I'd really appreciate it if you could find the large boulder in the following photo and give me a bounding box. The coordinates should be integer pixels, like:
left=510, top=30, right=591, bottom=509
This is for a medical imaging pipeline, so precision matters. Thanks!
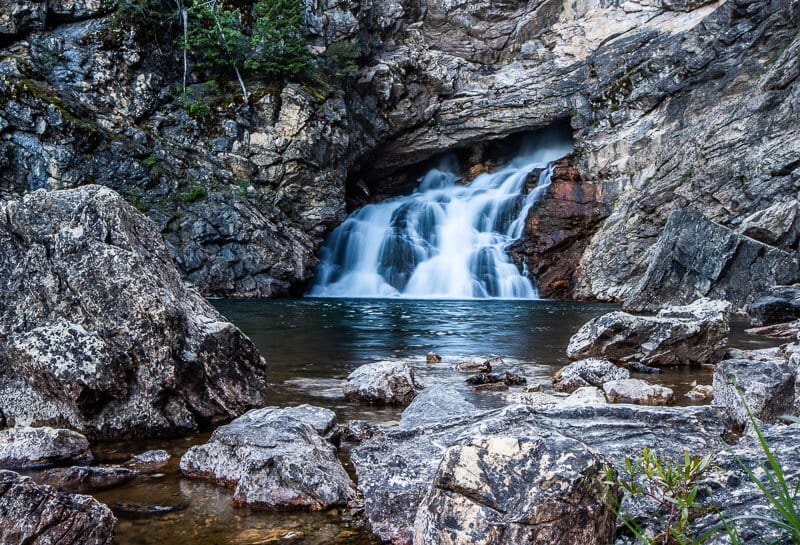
left=624, top=209, right=799, bottom=313
left=553, top=358, right=629, bottom=393
left=0, top=186, right=267, bottom=439
left=567, top=299, right=730, bottom=366
left=0, top=427, right=92, bottom=468
left=712, top=359, right=796, bottom=429
left=0, top=470, right=116, bottom=545
left=180, top=405, right=355, bottom=510
left=412, top=433, right=618, bottom=545
left=747, top=285, right=800, bottom=327
left=343, top=361, right=421, bottom=405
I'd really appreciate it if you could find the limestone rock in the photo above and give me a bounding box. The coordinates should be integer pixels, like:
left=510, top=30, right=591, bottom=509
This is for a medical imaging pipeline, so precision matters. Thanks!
left=567, top=299, right=730, bottom=366
left=343, top=361, right=421, bottom=405
left=413, top=433, right=618, bottom=545
left=602, top=379, right=674, bottom=406
left=0, top=427, right=92, bottom=469
left=0, top=186, right=266, bottom=439
left=0, top=469, right=116, bottom=544
left=400, top=385, right=475, bottom=429
left=713, top=359, right=796, bottom=429
left=747, top=285, right=800, bottom=327
left=180, top=405, right=355, bottom=510
left=553, top=358, right=629, bottom=393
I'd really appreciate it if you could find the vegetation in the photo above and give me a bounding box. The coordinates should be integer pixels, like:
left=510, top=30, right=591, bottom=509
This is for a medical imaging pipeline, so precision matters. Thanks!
left=178, top=183, right=207, bottom=204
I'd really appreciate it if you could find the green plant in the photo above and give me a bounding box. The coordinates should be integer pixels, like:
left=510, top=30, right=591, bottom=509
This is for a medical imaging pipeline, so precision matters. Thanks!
left=322, top=40, right=361, bottom=79
left=178, top=183, right=207, bottom=204
left=246, top=0, right=312, bottom=81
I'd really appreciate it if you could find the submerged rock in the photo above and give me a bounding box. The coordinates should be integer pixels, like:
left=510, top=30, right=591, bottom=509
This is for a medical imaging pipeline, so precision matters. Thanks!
left=553, top=358, right=629, bottom=393
left=400, top=385, right=475, bottom=429
left=40, top=466, right=137, bottom=493
left=0, top=186, right=266, bottom=439
left=0, top=427, right=93, bottom=469
left=0, top=470, right=116, bottom=544
left=713, top=359, right=796, bottom=429
left=343, top=361, right=421, bottom=405
left=465, top=371, right=526, bottom=387
left=180, top=405, right=355, bottom=511
left=602, top=379, right=674, bottom=406
left=567, top=299, right=730, bottom=366
left=413, top=433, right=618, bottom=545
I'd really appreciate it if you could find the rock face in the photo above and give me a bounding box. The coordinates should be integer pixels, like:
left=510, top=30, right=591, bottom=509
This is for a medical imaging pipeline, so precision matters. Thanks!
left=180, top=405, right=354, bottom=510
left=623, top=209, right=799, bottom=312
left=0, top=186, right=266, bottom=439
left=747, top=285, right=800, bottom=327
left=567, top=299, right=730, bottom=366
left=0, top=427, right=92, bottom=468
left=602, top=379, right=674, bottom=406
left=553, top=358, right=629, bottom=393
left=0, top=470, right=116, bottom=545
left=712, top=359, right=796, bottom=428
left=343, top=361, right=421, bottom=405
left=412, top=433, right=618, bottom=545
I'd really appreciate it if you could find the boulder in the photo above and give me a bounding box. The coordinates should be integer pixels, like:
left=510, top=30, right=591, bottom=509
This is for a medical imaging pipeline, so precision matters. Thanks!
left=567, top=299, right=730, bottom=366
left=400, top=385, right=475, bottom=429
left=602, top=379, right=674, bottom=406
left=40, top=466, right=137, bottom=492
left=413, top=433, right=618, bottom=545
left=713, top=359, right=796, bottom=429
left=343, top=361, right=421, bottom=405
left=0, top=470, right=116, bottom=544
left=465, top=371, right=526, bottom=387
left=747, top=285, right=800, bottom=327
left=553, top=358, right=629, bottom=393
left=0, top=186, right=266, bottom=439
left=563, top=387, right=608, bottom=406
left=180, top=405, right=355, bottom=510
left=0, top=427, right=92, bottom=468
left=624, top=209, right=799, bottom=313
left=738, top=201, right=800, bottom=251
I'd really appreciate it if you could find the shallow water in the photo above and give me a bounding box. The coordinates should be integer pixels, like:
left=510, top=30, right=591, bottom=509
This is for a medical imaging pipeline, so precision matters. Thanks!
left=41, top=299, right=783, bottom=545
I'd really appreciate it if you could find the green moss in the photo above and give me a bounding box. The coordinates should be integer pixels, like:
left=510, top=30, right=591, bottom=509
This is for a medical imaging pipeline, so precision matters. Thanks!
left=178, top=184, right=207, bottom=204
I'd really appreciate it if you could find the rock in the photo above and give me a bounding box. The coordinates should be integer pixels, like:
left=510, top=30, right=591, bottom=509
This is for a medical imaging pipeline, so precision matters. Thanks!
left=747, top=285, right=800, bottom=327
left=0, top=186, right=266, bottom=439
left=0, top=427, right=92, bottom=469
left=553, top=358, right=629, bottom=393
left=351, top=404, right=723, bottom=544
left=465, top=371, right=526, bottom=387
left=738, top=201, right=800, bottom=251
left=454, top=357, right=492, bottom=373
left=425, top=351, right=442, bottom=363
left=126, top=450, right=171, bottom=468
left=343, top=361, right=421, bottom=405
left=563, top=386, right=608, bottom=406
left=412, top=433, right=618, bottom=545
left=745, top=320, right=800, bottom=340
left=567, top=299, right=730, bottom=366
left=40, top=466, right=137, bottom=492
left=343, top=420, right=377, bottom=442
left=180, top=405, right=355, bottom=511
left=621, top=361, right=662, bottom=374
left=713, top=359, right=796, bottom=429
left=108, top=502, right=187, bottom=517
left=400, top=385, right=475, bottom=429
left=685, top=384, right=714, bottom=401
left=0, top=469, right=116, bottom=544
left=623, top=209, right=799, bottom=313
left=602, top=379, right=674, bottom=406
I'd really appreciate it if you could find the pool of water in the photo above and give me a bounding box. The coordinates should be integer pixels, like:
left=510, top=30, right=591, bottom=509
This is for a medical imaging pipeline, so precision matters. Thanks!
left=33, top=298, right=783, bottom=545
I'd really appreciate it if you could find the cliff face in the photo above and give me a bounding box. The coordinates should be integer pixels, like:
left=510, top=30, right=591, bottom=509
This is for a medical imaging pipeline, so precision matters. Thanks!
left=1, top=0, right=798, bottom=298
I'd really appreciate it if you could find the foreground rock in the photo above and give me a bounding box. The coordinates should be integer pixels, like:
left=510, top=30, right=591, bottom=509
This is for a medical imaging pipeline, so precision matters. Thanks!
left=0, top=427, right=92, bottom=468
left=180, top=405, right=354, bottom=510
left=747, top=285, right=800, bottom=327
left=0, top=187, right=266, bottom=439
left=567, top=299, right=730, bottom=366
left=602, top=379, right=674, bottom=406
left=413, top=433, right=618, bottom=545
left=0, top=470, right=116, bottom=544
left=351, top=404, right=723, bottom=544
left=40, top=466, right=137, bottom=492
left=624, top=209, right=799, bottom=312
left=400, top=385, right=475, bottom=429
left=712, top=359, right=795, bottom=429
left=343, top=361, right=421, bottom=405
left=553, top=358, right=629, bottom=393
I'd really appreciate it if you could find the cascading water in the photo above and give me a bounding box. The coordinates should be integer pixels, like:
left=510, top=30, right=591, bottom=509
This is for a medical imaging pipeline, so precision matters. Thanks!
left=309, top=128, right=573, bottom=299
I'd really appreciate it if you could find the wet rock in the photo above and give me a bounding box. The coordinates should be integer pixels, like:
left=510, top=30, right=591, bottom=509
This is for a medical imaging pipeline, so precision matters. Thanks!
left=180, top=405, right=355, bottom=511
left=747, top=285, right=800, bottom=327
left=602, top=379, right=674, bottom=406
left=553, top=358, right=629, bottom=393
left=413, top=433, right=618, bottom=545
left=40, top=465, right=137, bottom=492
left=425, top=351, right=442, bottom=363
left=109, top=502, right=187, bottom=517
left=400, top=385, right=475, bottom=429
left=745, top=320, right=800, bottom=340
left=0, top=427, right=92, bottom=469
left=343, top=420, right=377, bottom=442
left=713, top=359, right=796, bottom=429
left=454, top=357, right=491, bottom=373
left=621, top=361, right=662, bottom=374
left=465, top=371, right=526, bottom=387
left=623, top=209, right=799, bottom=313
left=343, top=361, right=421, bottom=405
left=567, top=299, right=730, bottom=366
left=0, top=469, right=115, bottom=544
left=685, top=384, right=714, bottom=401
left=0, top=186, right=266, bottom=439
left=126, top=450, right=171, bottom=468
left=564, top=386, right=607, bottom=406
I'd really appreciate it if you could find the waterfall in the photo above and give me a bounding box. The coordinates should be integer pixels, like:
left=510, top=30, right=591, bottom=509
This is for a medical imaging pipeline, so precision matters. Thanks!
left=309, top=129, right=573, bottom=299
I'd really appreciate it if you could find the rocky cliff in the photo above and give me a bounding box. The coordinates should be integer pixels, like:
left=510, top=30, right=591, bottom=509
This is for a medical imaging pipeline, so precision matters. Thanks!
left=1, top=0, right=798, bottom=299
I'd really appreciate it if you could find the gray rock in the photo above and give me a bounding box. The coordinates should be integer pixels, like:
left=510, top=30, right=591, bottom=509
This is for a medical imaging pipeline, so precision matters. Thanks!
left=180, top=405, right=355, bottom=511
left=0, top=469, right=116, bottom=544
left=343, top=420, right=377, bottom=442
left=0, top=427, right=92, bottom=468
left=684, top=384, right=713, bottom=401
left=563, top=387, right=608, bottom=406
left=0, top=186, right=266, bottom=439
left=126, top=450, right=171, bottom=468
left=553, top=358, right=629, bottom=393
left=713, top=359, right=796, bottom=429
left=343, top=361, right=421, bottom=405
left=465, top=371, right=526, bottom=386
left=454, top=357, right=492, bottom=373
left=623, top=209, right=799, bottom=313
left=567, top=299, right=730, bottom=366
left=413, top=433, right=618, bottom=545
left=747, top=285, right=800, bottom=327
left=603, top=379, right=674, bottom=406
left=738, top=201, right=800, bottom=250
left=40, top=465, right=137, bottom=492
left=400, top=385, right=475, bottom=429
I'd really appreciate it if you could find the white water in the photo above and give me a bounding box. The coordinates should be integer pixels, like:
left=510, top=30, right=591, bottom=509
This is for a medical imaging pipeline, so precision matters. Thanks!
left=310, top=129, right=573, bottom=299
